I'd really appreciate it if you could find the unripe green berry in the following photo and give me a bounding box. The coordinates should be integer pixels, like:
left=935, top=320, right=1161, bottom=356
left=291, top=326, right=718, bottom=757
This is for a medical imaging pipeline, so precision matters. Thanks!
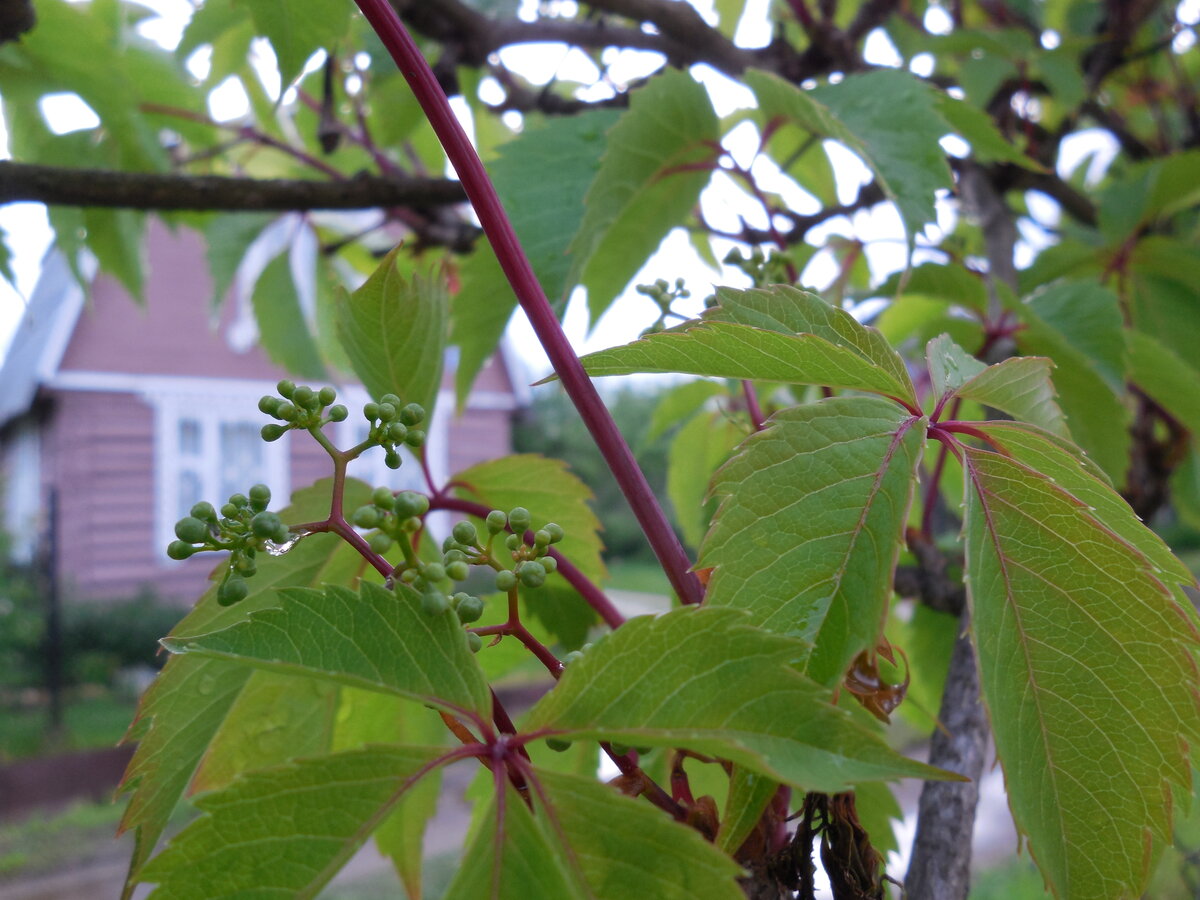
left=370, top=486, right=393, bottom=508
left=449, top=591, right=469, bottom=610
left=368, top=533, right=392, bottom=554
left=378, top=402, right=397, bottom=422
left=230, top=493, right=248, bottom=508
left=421, top=590, right=449, bottom=616
left=251, top=511, right=283, bottom=539
left=393, top=492, right=429, bottom=519
left=467, top=632, right=482, bottom=653
left=404, top=430, right=425, bottom=448
left=261, top=423, right=288, bottom=442
left=191, top=501, right=217, bottom=523
left=220, top=502, right=239, bottom=519
left=218, top=576, right=249, bottom=606
left=520, top=562, right=546, bottom=588
left=400, top=403, right=424, bottom=425
left=293, top=386, right=315, bottom=409
left=444, top=549, right=468, bottom=564
left=540, top=555, right=558, bottom=574
left=456, top=594, right=484, bottom=624
left=276, top=402, right=298, bottom=422
left=235, top=555, right=257, bottom=576
left=544, top=523, right=565, bottom=544
left=380, top=393, right=401, bottom=407
left=445, top=560, right=470, bottom=582
left=508, top=507, right=531, bottom=534
left=318, top=386, right=337, bottom=406
left=328, top=404, right=348, bottom=422
left=276, top=379, right=295, bottom=398
left=258, top=395, right=280, bottom=415
left=485, top=510, right=507, bottom=533
left=422, top=562, right=447, bottom=583
left=505, top=534, right=522, bottom=551
left=387, top=422, right=408, bottom=442
left=495, top=570, right=517, bottom=592
left=167, top=540, right=196, bottom=560
left=401, top=516, right=422, bottom=533
left=175, top=516, right=209, bottom=543
left=249, top=483, right=271, bottom=505
left=384, top=450, right=401, bottom=470
left=363, top=402, right=380, bottom=420
left=452, top=521, right=478, bottom=546
left=272, top=523, right=290, bottom=543
left=353, top=506, right=381, bottom=528
left=534, top=529, right=551, bottom=548
left=546, top=737, right=572, bottom=753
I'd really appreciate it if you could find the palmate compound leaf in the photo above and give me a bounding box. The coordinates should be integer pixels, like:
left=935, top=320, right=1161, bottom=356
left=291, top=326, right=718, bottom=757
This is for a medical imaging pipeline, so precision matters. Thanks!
left=138, top=746, right=445, bottom=899
left=443, top=769, right=744, bottom=899
left=162, top=582, right=492, bottom=721
left=526, top=607, right=951, bottom=791
left=961, top=425, right=1200, bottom=900
left=700, top=396, right=926, bottom=687
left=118, top=477, right=373, bottom=896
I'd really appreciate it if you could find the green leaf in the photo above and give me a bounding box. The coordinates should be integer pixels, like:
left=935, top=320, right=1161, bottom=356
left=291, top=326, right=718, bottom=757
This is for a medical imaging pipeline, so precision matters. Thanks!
left=701, top=397, right=926, bottom=686
left=117, top=511, right=361, bottom=894
left=1127, top=331, right=1200, bottom=437
left=932, top=92, right=1042, bottom=169
left=717, top=767, right=778, bottom=855
left=332, top=688, right=448, bottom=899
left=706, top=284, right=916, bottom=403
left=926, top=333, right=987, bottom=400
left=252, top=250, right=327, bottom=380
left=667, top=411, right=744, bottom=551
left=453, top=110, right=617, bottom=405
left=188, top=671, right=336, bottom=794
left=962, top=443, right=1200, bottom=900
left=569, top=68, right=719, bottom=322
left=138, top=746, right=444, bottom=898
left=84, top=208, right=146, bottom=304
left=1020, top=280, right=1127, bottom=394
left=0, top=225, right=16, bottom=289
left=163, top=582, right=492, bottom=720
left=748, top=69, right=953, bottom=251
left=527, top=607, right=948, bottom=791
left=336, top=247, right=448, bottom=416
left=950, top=355, right=1068, bottom=437
left=645, top=378, right=727, bottom=444
left=577, top=321, right=915, bottom=399
left=239, top=0, right=350, bottom=90
left=454, top=454, right=605, bottom=584
left=201, top=213, right=274, bottom=312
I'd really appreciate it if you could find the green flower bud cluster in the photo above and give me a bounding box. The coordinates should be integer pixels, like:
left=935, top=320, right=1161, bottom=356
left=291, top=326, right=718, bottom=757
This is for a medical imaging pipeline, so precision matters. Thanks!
left=258, top=381, right=348, bottom=441
left=361, top=395, right=426, bottom=469
left=166, top=484, right=290, bottom=606
left=636, top=277, right=690, bottom=336
left=351, top=488, right=430, bottom=556
left=723, top=246, right=791, bottom=289
left=490, top=507, right=564, bottom=594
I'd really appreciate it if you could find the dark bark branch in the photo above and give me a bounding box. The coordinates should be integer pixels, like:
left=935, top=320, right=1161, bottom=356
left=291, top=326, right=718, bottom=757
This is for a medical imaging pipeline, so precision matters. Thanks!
left=0, top=0, right=34, bottom=45
left=0, top=161, right=467, bottom=212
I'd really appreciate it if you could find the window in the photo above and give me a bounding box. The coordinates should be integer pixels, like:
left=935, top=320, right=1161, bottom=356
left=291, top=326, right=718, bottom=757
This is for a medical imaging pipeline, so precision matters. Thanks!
left=151, top=386, right=289, bottom=560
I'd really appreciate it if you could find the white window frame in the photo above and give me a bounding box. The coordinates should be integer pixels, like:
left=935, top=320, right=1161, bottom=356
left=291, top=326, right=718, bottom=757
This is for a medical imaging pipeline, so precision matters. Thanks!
left=2, top=420, right=41, bottom=564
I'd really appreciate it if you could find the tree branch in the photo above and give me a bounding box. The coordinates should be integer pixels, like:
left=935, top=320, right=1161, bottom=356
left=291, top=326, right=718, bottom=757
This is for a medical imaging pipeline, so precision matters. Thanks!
left=0, top=161, right=467, bottom=213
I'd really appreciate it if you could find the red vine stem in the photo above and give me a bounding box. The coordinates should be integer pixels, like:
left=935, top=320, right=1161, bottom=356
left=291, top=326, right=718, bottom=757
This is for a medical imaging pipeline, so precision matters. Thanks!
left=353, top=0, right=704, bottom=608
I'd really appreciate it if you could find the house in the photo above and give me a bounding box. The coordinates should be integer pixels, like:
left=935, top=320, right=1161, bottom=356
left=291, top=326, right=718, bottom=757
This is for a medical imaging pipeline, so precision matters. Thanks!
left=0, top=219, right=526, bottom=603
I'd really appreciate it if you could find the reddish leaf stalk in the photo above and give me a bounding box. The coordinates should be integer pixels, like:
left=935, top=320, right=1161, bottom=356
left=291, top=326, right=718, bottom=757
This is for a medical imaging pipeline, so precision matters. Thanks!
left=353, top=0, right=704, bottom=607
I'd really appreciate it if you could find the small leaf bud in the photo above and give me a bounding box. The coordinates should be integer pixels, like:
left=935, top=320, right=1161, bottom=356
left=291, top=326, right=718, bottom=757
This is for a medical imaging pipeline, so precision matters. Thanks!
left=445, top=560, right=470, bottom=582
left=485, top=510, right=507, bottom=534
left=399, top=403, right=424, bottom=426
left=318, top=386, right=337, bottom=406
left=467, top=632, right=483, bottom=653
left=261, top=424, right=288, bottom=442
left=276, top=379, right=296, bottom=398
left=452, top=520, right=478, bottom=546
left=455, top=594, right=484, bottom=624
left=328, top=404, right=348, bottom=422
left=167, top=540, right=196, bottom=560
left=495, top=570, right=517, bottom=592
left=508, top=507, right=531, bottom=534
left=175, top=517, right=210, bottom=544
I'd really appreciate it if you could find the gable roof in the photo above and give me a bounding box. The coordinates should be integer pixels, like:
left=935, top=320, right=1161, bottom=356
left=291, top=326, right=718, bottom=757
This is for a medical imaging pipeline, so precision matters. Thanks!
left=0, top=249, right=89, bottom=427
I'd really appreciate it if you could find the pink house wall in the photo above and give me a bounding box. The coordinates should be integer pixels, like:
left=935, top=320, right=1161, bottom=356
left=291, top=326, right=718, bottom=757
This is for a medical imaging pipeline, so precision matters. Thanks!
left=42, top=220, right=518, bottom=603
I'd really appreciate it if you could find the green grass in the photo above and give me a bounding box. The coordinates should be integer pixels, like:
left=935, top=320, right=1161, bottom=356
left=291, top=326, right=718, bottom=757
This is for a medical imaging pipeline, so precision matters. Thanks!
left=0, top=692, right=137, bottom=761
left=0, top=799, right=128, bottom=879
left=604, top=558, right=671, bottom=595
